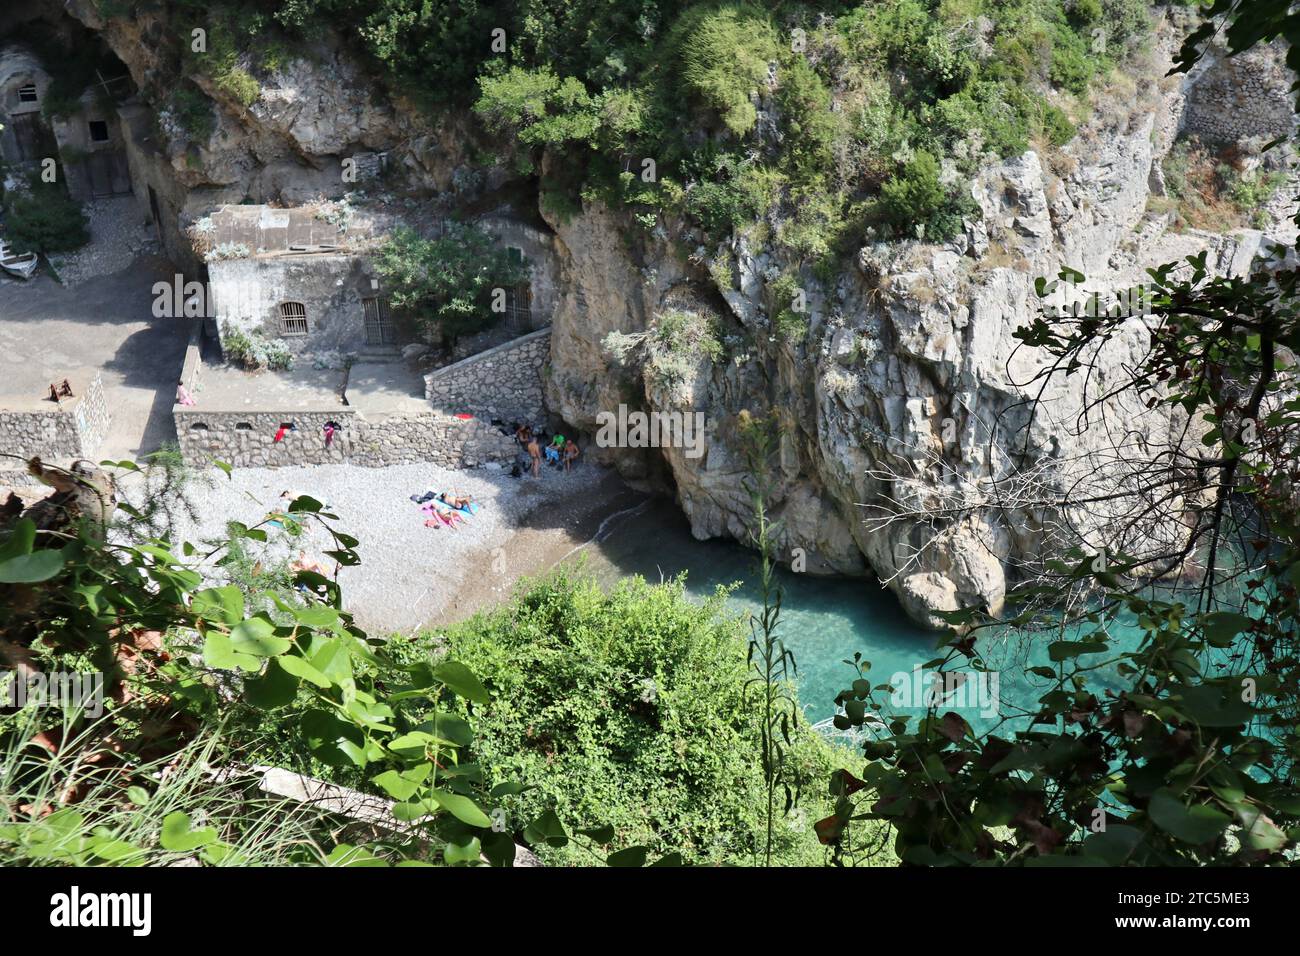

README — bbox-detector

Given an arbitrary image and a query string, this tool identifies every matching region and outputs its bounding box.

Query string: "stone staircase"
[353,345,401,364]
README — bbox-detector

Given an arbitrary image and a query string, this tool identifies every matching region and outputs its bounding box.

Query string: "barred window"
[278,301,308,336]
[18,85,38,104]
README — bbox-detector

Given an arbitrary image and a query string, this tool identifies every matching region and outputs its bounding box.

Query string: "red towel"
[273,426,288,443]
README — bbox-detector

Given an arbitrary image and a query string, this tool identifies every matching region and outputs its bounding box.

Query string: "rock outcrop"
[43,2,1300,628]
[541,23,1300,628]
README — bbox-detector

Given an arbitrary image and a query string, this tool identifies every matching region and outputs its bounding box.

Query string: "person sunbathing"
[291,551,328,576]
[439,491,474,509]
[563,438,580,472]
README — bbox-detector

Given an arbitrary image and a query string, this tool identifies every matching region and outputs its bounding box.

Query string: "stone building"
[204,203,558,361]
[203,204,403,358]
[0,42,131,200]
[0,45,54,174]
[49,86,132,200]
[476,212,560,332]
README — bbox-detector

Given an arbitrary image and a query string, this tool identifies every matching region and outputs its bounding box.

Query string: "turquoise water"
[569,499,1144,726]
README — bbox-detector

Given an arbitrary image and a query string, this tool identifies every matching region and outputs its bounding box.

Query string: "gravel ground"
[47,196,160,286]
[124,460,613,635]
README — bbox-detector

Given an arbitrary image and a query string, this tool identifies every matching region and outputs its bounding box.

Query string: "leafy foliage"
[2,182,89,255]
[429,568,847,866]
[371,224,529,345]
[0,471,529,866]
[220,323,293,371]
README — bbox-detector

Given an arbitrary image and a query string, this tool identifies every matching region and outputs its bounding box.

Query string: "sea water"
[570,498,1150,727]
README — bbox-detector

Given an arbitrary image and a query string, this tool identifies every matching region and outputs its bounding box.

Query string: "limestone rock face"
[62,0,481,205]
[51,1,1300,627]
[541,30,1300,628]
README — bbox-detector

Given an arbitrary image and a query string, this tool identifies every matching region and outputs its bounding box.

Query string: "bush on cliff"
[401,569,857,866]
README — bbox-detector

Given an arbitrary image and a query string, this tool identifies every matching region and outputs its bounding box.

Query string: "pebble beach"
[121,459,641,635]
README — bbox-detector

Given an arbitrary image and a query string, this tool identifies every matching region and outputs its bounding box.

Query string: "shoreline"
[425,468,651,628]
[102,458,652,637]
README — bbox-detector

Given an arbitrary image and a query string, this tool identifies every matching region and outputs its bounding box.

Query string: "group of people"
[515,424,579,478]
[410,488,479,530]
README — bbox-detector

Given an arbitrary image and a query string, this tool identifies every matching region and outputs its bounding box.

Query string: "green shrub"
[216,67,261,108]
[667,3,780,136]
[878,149,979,241]
[681,147,780,239]
[169,84,216,140]
[220,322,293,371]
[768,272,811,342]
[1069,0,1103,25]
[474,66,601,148]
[430,570,847,866]
[880,150,945,231]
[776,56,842,185]
[2,184,89,255]
[371,224,528,344]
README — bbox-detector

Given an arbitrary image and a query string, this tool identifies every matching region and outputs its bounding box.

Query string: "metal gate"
[363,297,394,346]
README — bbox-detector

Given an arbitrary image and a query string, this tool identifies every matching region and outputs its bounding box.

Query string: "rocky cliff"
[44,1,1300,627]
[541,20,1299,627]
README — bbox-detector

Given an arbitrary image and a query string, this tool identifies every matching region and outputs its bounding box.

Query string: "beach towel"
[421,502,464,527]
[434,493,479,515]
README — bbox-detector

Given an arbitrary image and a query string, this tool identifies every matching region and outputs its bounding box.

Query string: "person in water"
[526,437,542,478]
[563,438,580,472]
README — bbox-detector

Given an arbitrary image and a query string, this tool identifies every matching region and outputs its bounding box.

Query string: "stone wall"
[70,372,110,460]
[174,407,517,470]
[0,372,110,483]
[118,102,206,276]
[425,327,551,425]
[1183,40,1297,145]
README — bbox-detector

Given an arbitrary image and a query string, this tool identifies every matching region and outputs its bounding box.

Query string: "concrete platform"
[0,254,190,459]
[187,360,426,420]
[344,362,427,419]
[192,362,346,411]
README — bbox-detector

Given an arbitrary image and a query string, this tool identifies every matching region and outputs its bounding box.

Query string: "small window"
[189,422,209,431]
[235,422,253,430]
[88,120,110,143]
[17,85,38,104]
[506,246,524,264]
[278,302,309,336]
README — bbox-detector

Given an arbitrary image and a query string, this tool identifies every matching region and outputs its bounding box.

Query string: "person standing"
[527,437,542,478]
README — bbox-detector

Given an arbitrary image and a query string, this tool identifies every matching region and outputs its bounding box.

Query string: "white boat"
[0,240,38,279]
